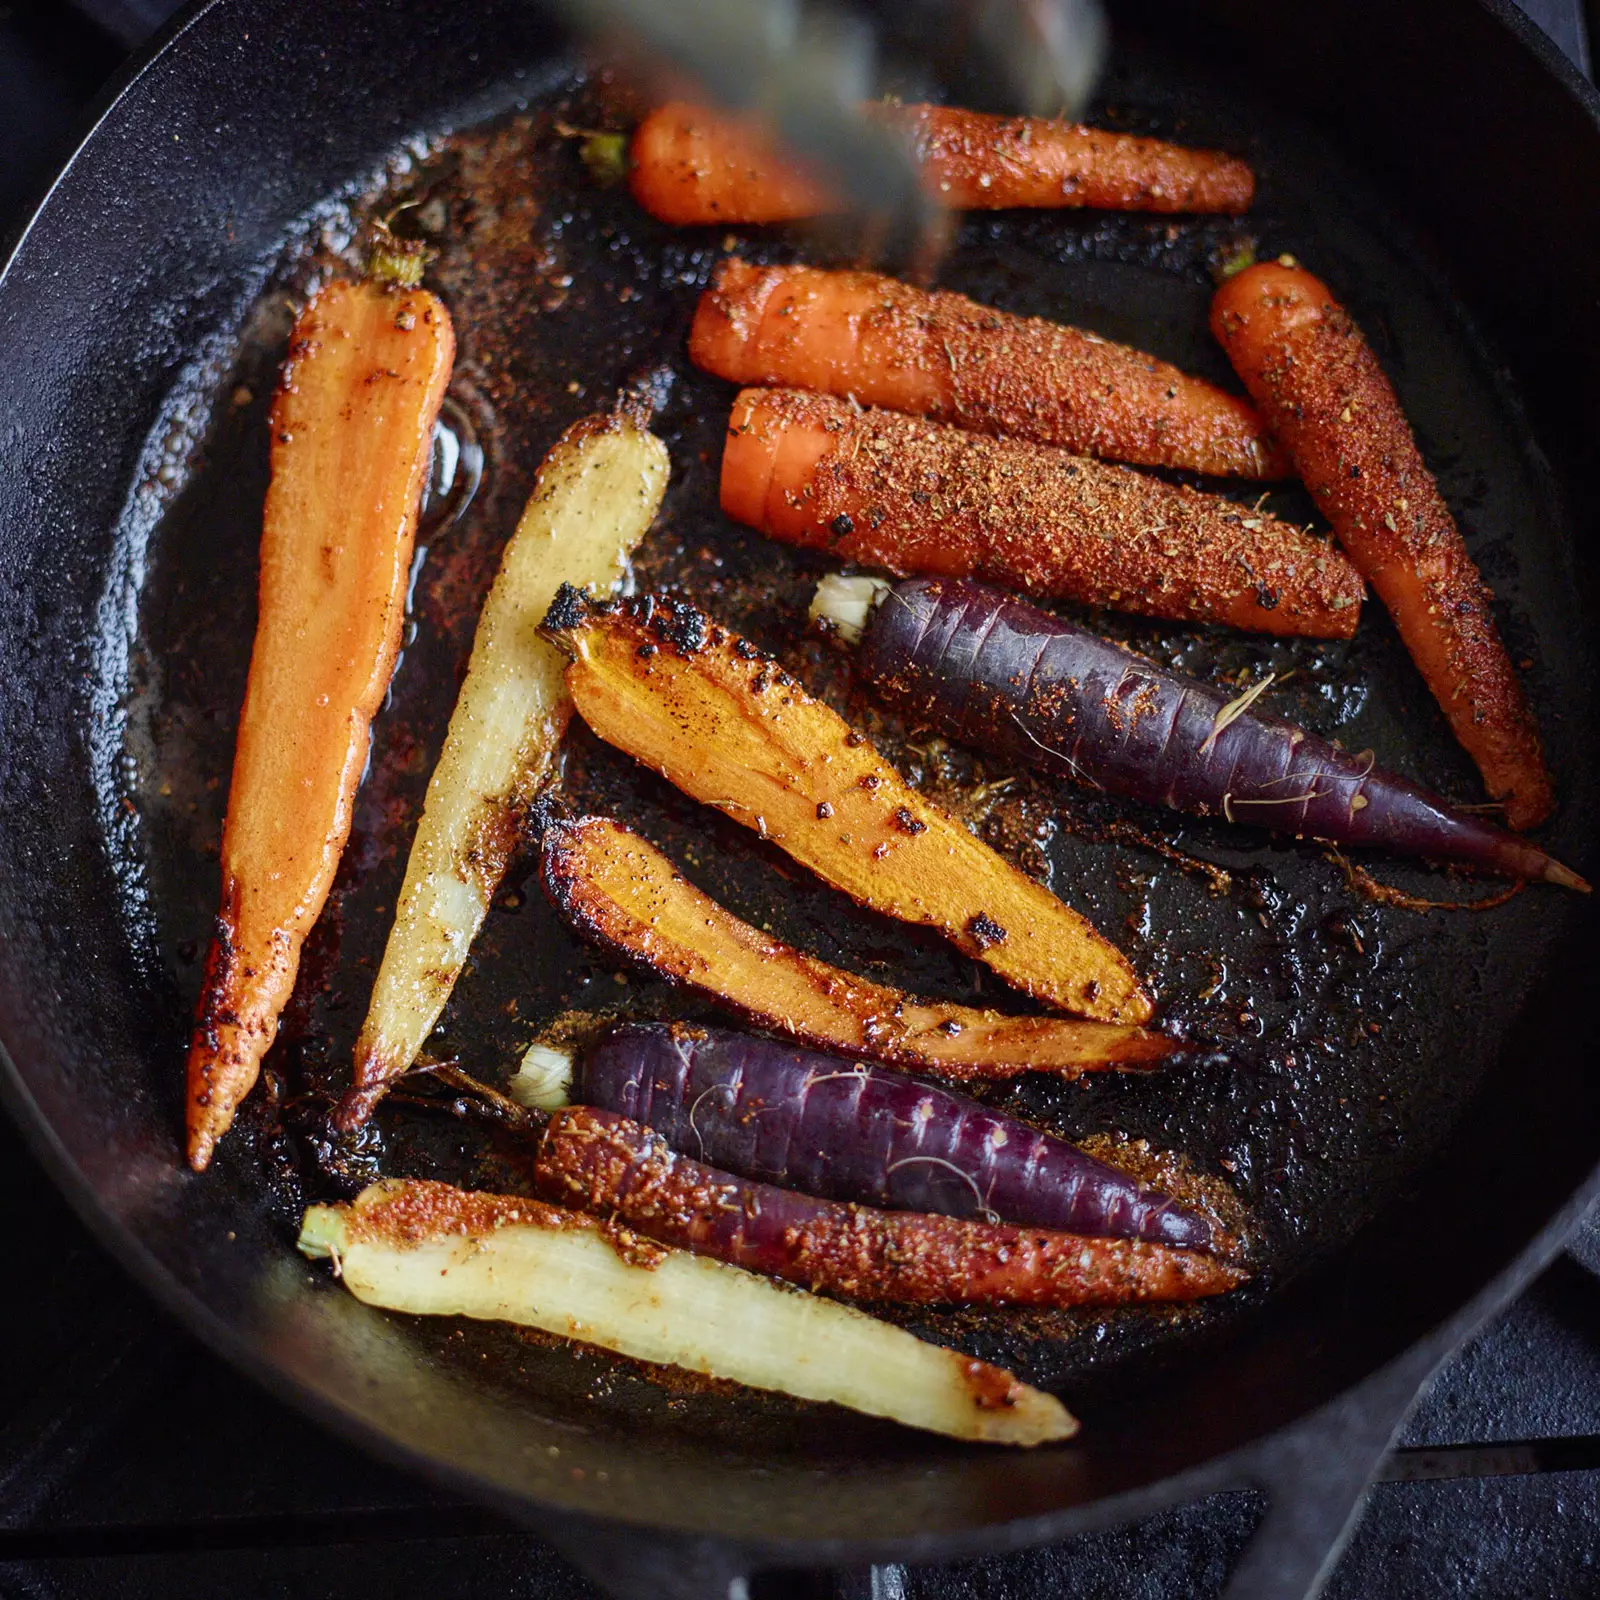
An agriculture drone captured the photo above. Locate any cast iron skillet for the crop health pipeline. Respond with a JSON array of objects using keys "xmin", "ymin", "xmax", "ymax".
[{"xmin": 2, "ymin": 1, "xmax": 1599, "ymax": 1596}]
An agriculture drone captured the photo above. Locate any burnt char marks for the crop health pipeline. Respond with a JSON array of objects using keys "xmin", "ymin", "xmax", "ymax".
[
  {"xmin": 630, "ymin": 593, "xmax": 709, "ymax": 655},
  {"xmin": 544, "ymin": 584, "xmax": 717, "ymax": 664},
  {"xmin": 548, "ymin": 583, "xmax": 722, "ymax": 659},
  {"xmin": 541, "ymin": 580, "xmax": 591, "ymax": 636}
]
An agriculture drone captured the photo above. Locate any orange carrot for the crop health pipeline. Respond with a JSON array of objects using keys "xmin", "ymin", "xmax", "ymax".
[
  {"xmin": 721, "ymin": 387, "xmax": 1364, "ymax": 637},
  {"xmin": 186, "ymin": 268, "xmax": 454, "ymax": 1170},
  {"xmin": 629, "ymin": 102, "xmax": 1255, "ymax": 226},
  {"xmin": 690, "ymin": 259, "xmax": 1287, "ymax": 479},
  {"xmin": 536, "ymin": 1105, "xmax": 1245, "ymax": 1308},
  {"xmin": 629, "ymin": 103, "xmax": 832, "ymax": 225},
  {"xmin": 1211, "ymin": 261, "xmax": 1553, "ymax": 829},
  {"xmin": 892, "ymin": 102, "xmax": 1255, "ymax": 213}
]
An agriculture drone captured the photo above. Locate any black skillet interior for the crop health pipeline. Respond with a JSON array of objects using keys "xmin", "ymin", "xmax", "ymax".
[{"xmin": 2, "ymin": 0, "xmax": 1599, "ymax": 1561}]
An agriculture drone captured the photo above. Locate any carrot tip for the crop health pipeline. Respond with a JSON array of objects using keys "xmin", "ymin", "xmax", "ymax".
[
  {"xmin": 333, "ymin": 1084, "xmax": 387, "ymax": 1132},
  {"xmin": 1543, "ymin": 859, "xmax": 1591, "ymax": 894}
]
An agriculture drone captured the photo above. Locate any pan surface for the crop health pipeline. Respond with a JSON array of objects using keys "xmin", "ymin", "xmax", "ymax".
[{"xmin": 2, "ymin": 0, "xmax": 1599, "ymax": 1562}]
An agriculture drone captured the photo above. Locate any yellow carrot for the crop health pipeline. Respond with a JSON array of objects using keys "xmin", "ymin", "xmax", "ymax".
[{"xmin": 345, "ymin": 412, "xmax": 667, "ymax": 1123}]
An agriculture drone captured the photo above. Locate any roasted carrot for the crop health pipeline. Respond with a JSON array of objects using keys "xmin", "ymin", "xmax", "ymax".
[
  {"xmin": 722, "ymin": 388, "xmax": 1364, "ymax": 637},
  {"xmin": 542, "ymin": 588, "xmax": 1152, "ymax": 1022},
  {"xmin": 629, "ymin": 102, "xmax": 1254, "ymax": 225},
  {"xmin": 821, "ymin": 574, "xmax": 1586, "ymax": 889},
  {"xmin": 541, "ymin": 815, "xmax": 1175, "ymax": 1079},
  {"xmin": 568, "ymin": 1021, "xmax": 1215, "ymax": 1249},
  {"xmin": 1211, "ymin": 261, "xmax": 1553, "ymax": 829},
  {"xmin": 186, "ymin": 262, "xmax": 455, "ymax": 1171},
  {"xmin": 300, "ymin": 1178, "xmax": 1076, "ymax": 1444},
  {"xmin": 345, "ymin": 412, "xmax": 667, "ymax": 1127},
  {"xmin": 630, "ymin": 103, "xmax": 834, "ymax": 225},
  {"xmin": 536, "ymin": 1105, "xmax": 1245, "ymax": 1307},
  {"xmin": 690, "ymin": 260, "xmax": 1288, "ymax": 479},
  {"xmin": 892, "ymin": 102, "xmax": 1254, "ymax": 213}
]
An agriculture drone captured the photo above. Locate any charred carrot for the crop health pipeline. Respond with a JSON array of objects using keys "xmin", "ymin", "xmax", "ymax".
[
  {"xmin": 722, "ymin": 388, "xmax": 1364, "ymax": 637},
  {"xmin": 1211, "ymin": 261, "xmax": 1553, "ymax": 829},
  {"xmin": 541, "ymin": 816, "xmax": 1175, "ymax": 1079},
  {"xmin": 629, "ymin": 102, "xmax": 1255, "ymax": 225},
  {"xmin": 186, "ymin": 255, "xmax": 454, "ymax": 1170},
  {"xmin": 690, "ymin": 260, "xmax": 1287, "ymax": 479},
  {"xmin": 541, "ymin": 588, "xmax": 1152, "ymax": 1022},
  {"xmin": 536, "ymin": 1105, "xmax": 1244, "ymax": 1307}
]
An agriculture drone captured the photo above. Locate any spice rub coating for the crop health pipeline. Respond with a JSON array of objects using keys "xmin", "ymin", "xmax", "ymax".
[
  {"xmin": 1211, "ymin": 261, "xmax": 1553, "ymax": 828},
  {"xmin": 580, "ymin": 1020, "xmax": 1216, "ymax": 1249},
  {"xmin": 721, "ymin": 387, "xmax": 1364, "ymax": 638},
  {"xmin": 628, "ymin": 102, "xmax": 1255, "ymax": 225},
  {"xmin": 893, "ymin": 102, "xmax": 1255, "ymax": 214},
  {"xmin": 333, "ymin": 1176, "xmax": 585, "ymax": 1248},
  {"xmin": 536, "ymin": 1105, "xmax": 1244, "ymax": 1306},
  {"xmin": 691, "ymin": 259, "xmax": 1287, "ymax": 478}
]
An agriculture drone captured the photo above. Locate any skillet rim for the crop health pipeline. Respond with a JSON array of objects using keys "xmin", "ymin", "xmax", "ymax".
[{"xmin": 1, "ymin": 0, "xmax": 1599, "ymax": 1568}]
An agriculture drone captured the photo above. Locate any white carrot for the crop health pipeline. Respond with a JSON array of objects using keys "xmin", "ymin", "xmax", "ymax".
[
  {"xmin": 298, "ymin": 1179, "xmax": 1077, "ymax": 1447},
  {"xmin": 346, "ymin": 413, "xmax": 668, "ymax": 1120}
]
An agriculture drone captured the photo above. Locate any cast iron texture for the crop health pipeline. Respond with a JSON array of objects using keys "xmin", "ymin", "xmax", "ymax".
[{"xmin": 0, "ymin": 0, "xmax": 1598, "ymax": 1588}]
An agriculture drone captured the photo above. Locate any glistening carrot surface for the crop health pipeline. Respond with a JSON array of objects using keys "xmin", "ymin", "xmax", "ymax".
[
  {"xmin": 629, "ymin": 102, "xmax": 834, "ymax": 225},
  {"xmin": 577, "ymin": 1021, "xmax": 1215, "ymax": 1249},
  {"xmin": 300, "ymin": 1177, "xmax": 1077, "ymax": 1446},
  {"xmin": 1211, "ymin": 261, "xmax": 1553, "ymax": 829},
  {"xmin": 628, "ymin": 102, "xmax": 1254, "ymax": 224},
  {"xmin": 831, "ymin": 575, "xmax": 1585, "ymax": 890},
  {"xmin": 186, "ymin": 276, "xmax": 454, "ymax": 1170},
  {"xmin": 541, "ymin": 815, "xmax": 1174, "ymax": 1079},
  {"xmin": 536, "ymin": 1105, "xmax": 1244, "ymax": 1307},
  {"xmin": 542, "ymin": 588, "xmax": 1152, "ymax": 1022},
  {"xmin": 722, "ymin": 388, "xmax": 1364, "ymax": 637},
  {"xmin": 690, "ymin": 259, "xmax": 1287, "ymax": 478}
]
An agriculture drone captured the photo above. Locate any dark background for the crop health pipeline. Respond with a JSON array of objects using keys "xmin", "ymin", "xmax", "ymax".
[{"xmin": 1, "ymin": 2, "xmax": 1597, "ymax": 1596}]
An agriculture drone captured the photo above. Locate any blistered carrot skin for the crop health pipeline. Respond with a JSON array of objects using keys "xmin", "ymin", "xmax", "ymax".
[
  {"xmin": 1211, "ymin": 262, "xmax": 1553, "ymax": 829},
  {"xmin": 628, "ymin": 102, "xmax": 1254, "ymax": 224},
  {"xmin": 186, "ymin": 277, "xmax": 455, "ymax": 1170},
  {"xmin": 536, "ymin": 1105, "xmax": 1245, "ymax": 1306},
  {"xmin": 690, "ymin": 260, "xmax": 1288, "ymax": 479},
  {"xmin": 721, "ymin": 388, "xmax": 1364, "ymax": 637}
]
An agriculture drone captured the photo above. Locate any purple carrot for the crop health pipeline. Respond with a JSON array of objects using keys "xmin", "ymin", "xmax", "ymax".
[
  {"xmin": 576, "ymin": 1021, "xmax": 1215, "ymax": 1250},
  {"xmin": 815, "ymin": 574, "xmax": 1585, "ymax": 888},
  {"xmin": 535, "ymin": 1103, "xmax": 1244, "ymax": 1304}
]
